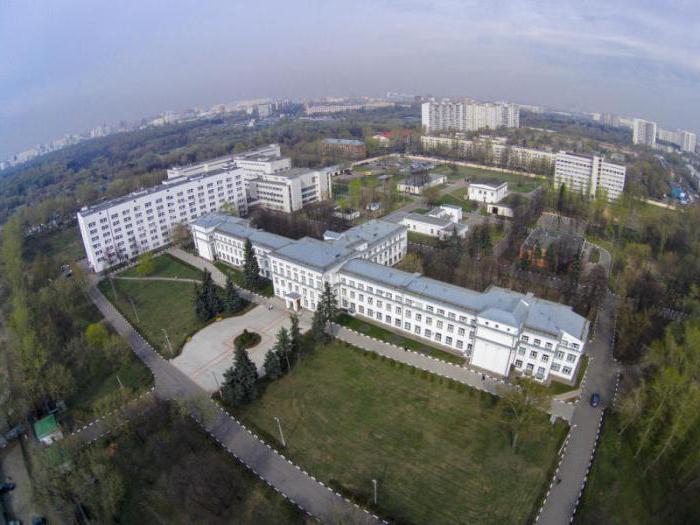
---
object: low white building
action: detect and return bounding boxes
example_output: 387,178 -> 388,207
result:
245,166 -> 339,213
192,212 -> 588,384
397,173 -> 447,195
468,179 -> 508,203
337,260 -> 588,383
401,205 -> 468,239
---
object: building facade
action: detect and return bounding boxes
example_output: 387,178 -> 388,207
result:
468,180 -> 508,203
191,212 -> 588,384
320,138 -> 367,159
421,101 -> 520,133
78,167 -> 248,273
554,152 -> 626,201
633,118 -> 657,146
397,173 -> 447,194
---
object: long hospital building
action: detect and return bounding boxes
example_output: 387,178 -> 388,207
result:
77,145 -> 340,273
192,212 -> 589,384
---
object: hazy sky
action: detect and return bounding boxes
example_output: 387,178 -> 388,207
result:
1,0 -> 699,158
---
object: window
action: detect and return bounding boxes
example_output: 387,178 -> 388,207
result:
447,324 -> 454,333
424,329 -> 432,338
522,335 -> 529,342
426,317 -> 432,326
386,315 -> 392,325
435,333 -> 442,342
534,339 -> 542,346
427,306 -> 434,312
456,340 -> 463,349
555,350 -> 564,360
530,351 -> 538,359
414,326 -> 421,335
518,347 -> 526,355
446,336 -> 453,345
367,309 -> 374,317
404,322 -> 411,330
572,343 -> 580,350
415,313 -> 422,321
551,363 -> 561,372
394,318 -> 400,327
566,353 -> 577,363
436,320 -> 443,329
562,366 -> 572,375
458,327 -> 465,336
542,354 -> 550,362
515,360 -> 523,368
545,342 -> 553,350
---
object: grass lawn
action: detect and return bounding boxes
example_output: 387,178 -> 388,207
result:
119,253 -> 203,280
411,207 -> 430,214
336,312 -> 465,365
215,260 -> 274,297
515,355 -> 589,396
234,341 -> 566,525
436,191 -> 478,212
407,230 -> 442,247
575,414 -> 669,525
455,166 -> 542,193
112,402 -> 304,524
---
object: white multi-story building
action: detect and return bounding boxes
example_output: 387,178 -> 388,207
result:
191,213 -> 407,312
422,101 -> 519,133
77,167 -> 248,273
658,129 -> 697,153
468,179 -> 508,203
191,212 -> 588,384
400,205 -> 468,239
337,259 -> 588,383
554,152 -> 626,201
78,144 -> 339,272
633,118 -> 657,146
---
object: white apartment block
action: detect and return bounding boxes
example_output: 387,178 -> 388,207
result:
554,152 -> 626,201
468,180 -> 508,203
191,213 -> 407,312
658,128 -> 697,153
422,101 -> 519,133
337,259 -> 588,383
633,118 -> 657,146
78,167 -> 247,273
78,144 -> 339,272
421,135 -> 556,170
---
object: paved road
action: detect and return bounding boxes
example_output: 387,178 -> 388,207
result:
536,292 -> 620,524
85,270 -> 380,524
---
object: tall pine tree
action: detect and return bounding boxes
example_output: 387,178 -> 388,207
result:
223,344 -> 259,405
289,314 -> 302,360
311,307 -> 329,346
320,282 -> 338,339
223,276 -> 242,313
263,348 -> 283,380
274,327 -> 292,371
243,238 -> 261,288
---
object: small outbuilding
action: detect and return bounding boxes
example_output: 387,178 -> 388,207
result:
34,415 -> 63,446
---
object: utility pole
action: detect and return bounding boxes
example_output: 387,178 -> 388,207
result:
109,276 -> 117,302
210,370 -> 221,396
274,416 -> 286,448
128,296 -> 140,323
162,328 -> 173,356
372,479 -> 378,505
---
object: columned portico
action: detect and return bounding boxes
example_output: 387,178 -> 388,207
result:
285,292 -> 301,311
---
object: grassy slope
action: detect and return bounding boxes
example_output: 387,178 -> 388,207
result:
234,342 -> 565,525
215,261 -> 274,297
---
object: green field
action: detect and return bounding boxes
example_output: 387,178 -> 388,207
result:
436,188 -> 478,212
448,165 -> 542,193
98,279 -> 206,357
113,402 -> 304,524
233,341 -> 565,524
336,313 -> 467,365
119,253 -> 203,280
215,261 -> 274,297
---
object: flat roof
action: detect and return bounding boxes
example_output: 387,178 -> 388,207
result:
323,138 -> 365,146
339,258 -> 588,339
470,177 -> 507,189
403,213 -> 452,228
272,237 -> 356,270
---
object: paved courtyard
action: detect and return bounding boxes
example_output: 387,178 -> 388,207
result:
171,303 -> 309,392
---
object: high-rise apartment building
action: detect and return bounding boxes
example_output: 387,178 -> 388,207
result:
421,101 -> 519,133
554,152 -> 626,201
632,118 -> 657,146
677,130 -> 697,153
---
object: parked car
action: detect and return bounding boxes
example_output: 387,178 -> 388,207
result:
590,393 -> 601,407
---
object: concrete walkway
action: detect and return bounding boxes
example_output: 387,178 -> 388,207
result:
85,267 -> 380,524
114,275 -> 202,283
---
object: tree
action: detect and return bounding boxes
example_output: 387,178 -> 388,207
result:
263,349 -> 283,380
135,252 -> 155,276
222,276 -> 242,313
194,270 -> 222,322
274,327 -> 292,371
349,178 -> 363,211
423,185 -> 441,206
320,282 -> 338,324
171,222 -> 191,245
242,238 -> 261,288
498,383 -> 548,451
311,307 -> 329,346
289,314 -> 302,359
222,345 -> 259,405
85,322 -> 109,349
401,252 -> 424,273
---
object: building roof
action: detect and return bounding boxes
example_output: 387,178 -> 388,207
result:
470,177 -> 507,189
339,258 -> 588,340
34,414 -> 60,439
271,237 -> 355,271
323,138 -> 365,146
215,221 -> 293,250
340,220 -> 405,246
403,212 -> 452,228
191,212 -> 248,230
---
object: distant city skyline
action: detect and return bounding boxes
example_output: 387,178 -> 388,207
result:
1,0 -> 699,159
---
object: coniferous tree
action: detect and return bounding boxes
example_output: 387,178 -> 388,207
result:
311,307 -> 329,346
320,282 -> 338,338
194,284 -> 209,322
243,238 -> 261,288
274,327 -> 292,371
263,348 -> 283,380
223,276 -> 242,313
223,345 -> 259,405
289,314 -> 302,360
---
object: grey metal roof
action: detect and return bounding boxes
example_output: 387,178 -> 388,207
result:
323,138 -> 365,146
340,220 -> 405,245
272,237 -> 356,271
338,258 -> 588,340
214,220 -> 293,250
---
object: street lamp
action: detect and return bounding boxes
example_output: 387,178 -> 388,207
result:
273,416 -> 286,448
210,370 -> 221,396
162,328 -> 173,355
372,479 -> 378,505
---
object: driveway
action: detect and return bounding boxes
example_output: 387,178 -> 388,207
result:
171,304 -> 309,392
